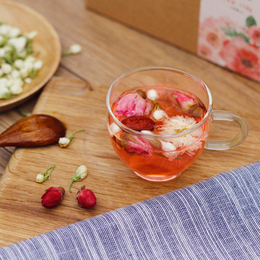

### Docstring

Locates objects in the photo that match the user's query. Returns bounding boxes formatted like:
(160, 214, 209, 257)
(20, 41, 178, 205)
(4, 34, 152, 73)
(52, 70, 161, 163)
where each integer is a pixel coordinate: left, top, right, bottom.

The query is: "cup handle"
(205, 110, 249, 150)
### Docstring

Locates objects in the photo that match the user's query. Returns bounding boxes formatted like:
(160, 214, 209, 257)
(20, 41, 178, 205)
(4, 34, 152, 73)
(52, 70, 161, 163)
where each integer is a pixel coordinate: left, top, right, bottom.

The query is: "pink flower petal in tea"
(124, 135, 152, 157)
(115, 93, 151, 117)
(173, 92, 196, 109)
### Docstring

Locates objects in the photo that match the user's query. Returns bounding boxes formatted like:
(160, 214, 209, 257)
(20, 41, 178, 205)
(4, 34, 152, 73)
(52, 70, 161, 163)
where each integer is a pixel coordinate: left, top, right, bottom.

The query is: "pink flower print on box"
(247, 25, 260, 45)
(198, 15, 260, 82)
(220, 37, 260, 82)
(114, 92, 152, 117)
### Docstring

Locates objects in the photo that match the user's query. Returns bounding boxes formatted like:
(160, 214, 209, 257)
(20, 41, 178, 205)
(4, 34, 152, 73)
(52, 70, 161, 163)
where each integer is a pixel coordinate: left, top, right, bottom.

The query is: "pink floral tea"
(108, 86, 210, 181)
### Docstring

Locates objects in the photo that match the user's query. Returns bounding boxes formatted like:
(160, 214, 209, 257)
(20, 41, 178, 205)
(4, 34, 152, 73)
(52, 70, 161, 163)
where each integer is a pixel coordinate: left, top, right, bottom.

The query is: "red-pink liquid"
(108, 86, 210, 181)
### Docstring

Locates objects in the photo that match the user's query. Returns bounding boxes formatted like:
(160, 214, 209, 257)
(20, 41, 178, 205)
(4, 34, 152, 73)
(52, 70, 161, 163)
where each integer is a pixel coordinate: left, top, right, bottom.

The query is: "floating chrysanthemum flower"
(160, 115, 197, 134)
(159, 115, 204, 155)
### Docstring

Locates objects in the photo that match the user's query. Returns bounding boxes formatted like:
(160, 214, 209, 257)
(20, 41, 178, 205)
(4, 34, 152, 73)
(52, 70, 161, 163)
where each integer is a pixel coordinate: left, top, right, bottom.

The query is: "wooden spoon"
(0, 114, 66, 147)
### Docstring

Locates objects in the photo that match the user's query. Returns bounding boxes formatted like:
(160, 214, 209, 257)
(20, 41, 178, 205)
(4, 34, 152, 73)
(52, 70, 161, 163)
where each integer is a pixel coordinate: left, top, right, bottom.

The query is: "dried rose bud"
(41, 187, 65, 208)
(77, 186, 96, 209)
(121, 133, 153, 157)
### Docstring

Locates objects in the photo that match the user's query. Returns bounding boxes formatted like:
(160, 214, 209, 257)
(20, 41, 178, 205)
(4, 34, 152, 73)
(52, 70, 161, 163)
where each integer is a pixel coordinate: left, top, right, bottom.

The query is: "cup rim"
(106, 66, 213, 138)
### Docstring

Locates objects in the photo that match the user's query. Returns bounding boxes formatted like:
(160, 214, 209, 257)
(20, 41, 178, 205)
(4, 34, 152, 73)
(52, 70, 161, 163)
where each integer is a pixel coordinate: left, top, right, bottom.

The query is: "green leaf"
(246, 16, 257, 27)
(237, 33, 250, 43)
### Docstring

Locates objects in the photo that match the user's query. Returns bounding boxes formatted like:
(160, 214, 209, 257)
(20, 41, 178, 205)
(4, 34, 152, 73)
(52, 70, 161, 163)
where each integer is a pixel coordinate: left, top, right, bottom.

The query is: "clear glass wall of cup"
(106, 67, 248, 181)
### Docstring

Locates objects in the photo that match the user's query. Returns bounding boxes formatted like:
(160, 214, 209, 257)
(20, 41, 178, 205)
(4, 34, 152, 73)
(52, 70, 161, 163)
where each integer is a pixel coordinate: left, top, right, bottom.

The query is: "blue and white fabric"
(0, 161, 260, 259)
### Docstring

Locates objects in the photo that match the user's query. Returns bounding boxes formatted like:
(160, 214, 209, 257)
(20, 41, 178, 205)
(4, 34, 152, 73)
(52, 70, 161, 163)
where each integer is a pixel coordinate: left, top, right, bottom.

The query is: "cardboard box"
(87, 0, 200, 54)
(87, 0, 260, 83)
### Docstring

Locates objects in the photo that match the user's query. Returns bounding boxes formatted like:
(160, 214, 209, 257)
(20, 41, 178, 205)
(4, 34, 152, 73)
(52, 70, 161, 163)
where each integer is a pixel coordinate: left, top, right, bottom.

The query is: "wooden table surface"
(0, 0, 260, 234)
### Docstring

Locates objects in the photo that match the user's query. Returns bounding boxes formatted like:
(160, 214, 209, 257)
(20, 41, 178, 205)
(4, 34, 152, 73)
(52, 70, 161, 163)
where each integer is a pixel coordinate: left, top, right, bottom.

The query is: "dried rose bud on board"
(41, 187, 65, 208)
(77, 186, 96, 209)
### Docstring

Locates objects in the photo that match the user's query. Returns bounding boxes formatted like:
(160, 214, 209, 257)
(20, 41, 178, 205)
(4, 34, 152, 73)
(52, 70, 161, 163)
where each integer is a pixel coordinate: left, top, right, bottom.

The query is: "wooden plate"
(0, 0, 61, 112)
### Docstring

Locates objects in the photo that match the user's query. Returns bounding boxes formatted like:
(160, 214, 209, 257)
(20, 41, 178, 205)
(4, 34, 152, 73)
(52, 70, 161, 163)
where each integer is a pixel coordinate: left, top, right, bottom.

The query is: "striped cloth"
(0, 161, 260, 260)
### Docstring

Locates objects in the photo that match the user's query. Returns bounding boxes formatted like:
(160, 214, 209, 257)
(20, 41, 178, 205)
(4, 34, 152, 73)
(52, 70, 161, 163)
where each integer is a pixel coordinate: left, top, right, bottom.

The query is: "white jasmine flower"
(0, 85, 10, 98)
(33, 60, 43, 70)
(141, 130, 153, 135)
(20, 68, 29, 78)
(0, 48, 5, 57)
(11, 70, 20, 79)
(24, 78, 32, 84)
(10, 80, 23, 94)
(58, 137, 70, 148)
(1, 63, 12, 74)
(14, 59, 24, 69)
(35, 164, 55, 183)
(17, 50, 26, 58)
(36, 173, 45, 183)
(0, 25, 11, 35)
(23, 61, 33, 70)
(75, 165, 88, 179)
(8, 27, 20, 38)
(160, 140, 176, 151)
(26, 31, 38, 39)
(25, 56, 35, 63)
(147, 89, 158, 100)
(110, 122, 121, 134)
(70, 44, 82, 54)
(11, 36, 27, 51)
(62, 44, 82, 56)
(153, 109, 168, 121)
(0, 78, 8, 86)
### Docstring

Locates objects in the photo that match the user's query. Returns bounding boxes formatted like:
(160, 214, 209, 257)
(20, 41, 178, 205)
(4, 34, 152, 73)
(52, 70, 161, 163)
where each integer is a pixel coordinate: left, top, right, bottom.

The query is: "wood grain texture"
(0, 0, 260, 247)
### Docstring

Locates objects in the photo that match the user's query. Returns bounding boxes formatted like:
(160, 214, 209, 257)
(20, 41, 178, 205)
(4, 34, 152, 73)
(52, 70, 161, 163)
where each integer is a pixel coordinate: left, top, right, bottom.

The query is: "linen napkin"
(0, 161, 260, 260)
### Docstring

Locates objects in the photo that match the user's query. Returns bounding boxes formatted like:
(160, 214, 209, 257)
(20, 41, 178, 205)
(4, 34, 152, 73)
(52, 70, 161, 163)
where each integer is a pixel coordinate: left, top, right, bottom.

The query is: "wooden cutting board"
(0, 77, 256, 247)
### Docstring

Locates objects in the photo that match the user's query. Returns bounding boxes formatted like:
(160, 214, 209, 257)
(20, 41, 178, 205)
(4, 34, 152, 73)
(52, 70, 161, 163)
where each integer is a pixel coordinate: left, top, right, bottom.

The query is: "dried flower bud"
(41, 187, 65, 208)
(69, 165, 88, 192)
(59, 130, 85, 148)
(110, 122, 121, 134)
(75, 165, 88, 179)
(36, 173, 44, 183)
(70, 44, 82, 54)
(58, 137, 70, 148)
(36, 164, 56, 183)
(77, 186, 96, 209)
(62, 44, 82, 56)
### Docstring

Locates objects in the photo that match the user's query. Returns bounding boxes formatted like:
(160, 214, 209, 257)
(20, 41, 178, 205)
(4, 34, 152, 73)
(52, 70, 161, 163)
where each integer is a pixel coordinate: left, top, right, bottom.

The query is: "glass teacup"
(106, 67, 248, 181)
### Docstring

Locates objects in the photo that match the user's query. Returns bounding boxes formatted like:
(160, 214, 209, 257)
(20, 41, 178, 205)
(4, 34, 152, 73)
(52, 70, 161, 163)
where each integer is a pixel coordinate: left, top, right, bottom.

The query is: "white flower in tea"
(147, 89, 158, 100)
(160, 115, 197, 134)
(159, 115, 204, 154)
(160, 140, 176, 151)
(153, 109, 168, 121)
(110, 122, 121, 134)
